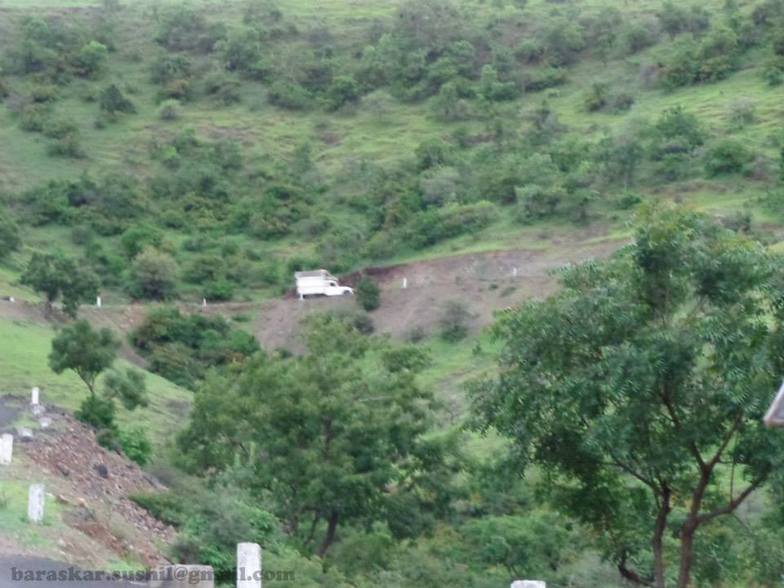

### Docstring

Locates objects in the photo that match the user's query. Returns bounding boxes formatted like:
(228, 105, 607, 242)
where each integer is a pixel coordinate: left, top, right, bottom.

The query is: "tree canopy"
(471, 204, 784, 588)
(178, 314, 453, 556)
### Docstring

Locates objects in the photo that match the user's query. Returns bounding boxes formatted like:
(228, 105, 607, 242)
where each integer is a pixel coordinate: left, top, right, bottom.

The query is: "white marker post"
(511, 581, 546, 588)
(0, 434, 13, 465)
(31, 387, 40, 406)
(237, 543, 261, 588)
(513, 267, 518, 278)
(402, 277, 408, 289)
(96, 296, 102, 308)
(28, 484, 45, 523)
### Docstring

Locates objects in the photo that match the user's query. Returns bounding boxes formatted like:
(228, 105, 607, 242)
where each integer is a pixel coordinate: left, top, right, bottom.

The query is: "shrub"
(128, 247, 178, 300)
(74, 41, 108, 77)
(704, 140, 753, 176)
(118, 427, 152, 465)
(356, 275, 381, 311)
(439, 300, 471, 342)
(267, 80, 311, 110)
(99, 84, 135, 115)
(158, 99, 182, 121)
(203, 72, 242, 105)
(0, 213, 21, 258)
(76, 394, 116, 430)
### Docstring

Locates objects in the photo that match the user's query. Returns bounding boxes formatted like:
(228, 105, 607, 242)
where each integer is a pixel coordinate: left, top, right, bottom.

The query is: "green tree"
(0, 212, 21, 259)
(99, 84, 136, 115)
(128, 247, 177, 300)
(326, 75, 360, 111)
(75, 41, 108, 77)
(49, 320, 118, 396)
(20, 253, 99, 317)
(178, 314, 443, 556)
(471, 204, 784, 588)
(355, 274, 380, 311)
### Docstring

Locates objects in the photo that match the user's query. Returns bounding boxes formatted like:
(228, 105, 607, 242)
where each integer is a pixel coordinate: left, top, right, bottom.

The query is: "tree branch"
(696, 476, 767, 526)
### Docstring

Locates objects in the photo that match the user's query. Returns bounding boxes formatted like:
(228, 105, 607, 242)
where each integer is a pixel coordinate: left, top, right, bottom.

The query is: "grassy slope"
(0, 0, 781, 302)
(0, 317, 192, 448)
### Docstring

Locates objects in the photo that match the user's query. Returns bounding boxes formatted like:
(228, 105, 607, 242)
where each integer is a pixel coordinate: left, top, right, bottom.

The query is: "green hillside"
(1, 0, 783, 302)
(2, 0, 784, 586)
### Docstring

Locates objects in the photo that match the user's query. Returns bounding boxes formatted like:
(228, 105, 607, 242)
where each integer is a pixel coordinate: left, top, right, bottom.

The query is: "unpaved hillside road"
(0, 236, 626, 354)
(253, 238, 625, 351)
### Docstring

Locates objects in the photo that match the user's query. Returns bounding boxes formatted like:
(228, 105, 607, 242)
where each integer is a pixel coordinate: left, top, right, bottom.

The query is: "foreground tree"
(179, 314, 448, 556)
(471, 204, 784, 588)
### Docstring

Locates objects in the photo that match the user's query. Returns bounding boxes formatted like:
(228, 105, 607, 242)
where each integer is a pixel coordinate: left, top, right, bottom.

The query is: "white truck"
(295, 269, 353, 299)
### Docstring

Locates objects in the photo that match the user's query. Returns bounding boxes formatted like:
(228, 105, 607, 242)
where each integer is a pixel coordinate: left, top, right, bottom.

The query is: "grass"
(0, 317, 192, 450)
(0, 476, 64, 549)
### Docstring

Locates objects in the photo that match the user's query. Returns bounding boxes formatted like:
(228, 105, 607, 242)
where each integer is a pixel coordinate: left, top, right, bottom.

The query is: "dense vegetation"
(2, 0, 784, 302)
(3, 0, 784, 585)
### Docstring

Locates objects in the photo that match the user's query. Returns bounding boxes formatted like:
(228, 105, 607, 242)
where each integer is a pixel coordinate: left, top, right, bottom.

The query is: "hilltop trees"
(471, 204, 784, 588)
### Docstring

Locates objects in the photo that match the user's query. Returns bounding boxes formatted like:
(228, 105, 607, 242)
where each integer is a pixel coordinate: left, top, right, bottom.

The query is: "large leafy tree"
(179, 314, 452, 556)
(471, 204, 784, 588)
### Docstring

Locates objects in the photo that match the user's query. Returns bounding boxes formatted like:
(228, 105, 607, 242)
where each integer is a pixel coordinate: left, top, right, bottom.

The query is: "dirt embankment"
(0, 236, 625, 355)
(0, 396, 173, 567)
(252, 238, 623, 351)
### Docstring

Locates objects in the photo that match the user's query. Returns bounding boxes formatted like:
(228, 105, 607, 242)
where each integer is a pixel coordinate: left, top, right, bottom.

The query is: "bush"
(356, 275, 381, 311)
(0, 212, 21, 258)
(158, 99, 182, 121)
(704, 140, 753, 176)
(203, 72, 242, 105)
(439, 300, 471, 342)
(267, 80, 311, 110)
(76, 394, 116, 430)
(128, 247, 178, 300)
(99, 84, 135, 115)
(118, 427, 152, 465)
(326, 75, 361, 111)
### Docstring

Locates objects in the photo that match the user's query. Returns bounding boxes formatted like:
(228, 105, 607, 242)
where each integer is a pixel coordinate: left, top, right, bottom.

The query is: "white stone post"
(28, 484, 45, 523)
(511, 581, 546, 588)
(237, 543, 261, 588)
(31, 387, 40, 406)
(96, 296, 102, 308)
(402, 277, 408, 289)
(513, 267, 518, 277)
(202, 298, 207, 309)
(0, 434, 12, 465)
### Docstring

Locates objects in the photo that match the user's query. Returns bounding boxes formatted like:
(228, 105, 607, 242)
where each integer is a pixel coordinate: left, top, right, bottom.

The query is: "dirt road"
(0, 237, 625, 354)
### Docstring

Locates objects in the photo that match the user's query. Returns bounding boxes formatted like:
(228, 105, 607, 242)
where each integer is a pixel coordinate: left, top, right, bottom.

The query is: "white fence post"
(31, 387, 40, 406)
(237, 543, 262, 588)
(511, 581, 546, 588)
(0, 434, 12, 465)
(28, 484, 45, 523)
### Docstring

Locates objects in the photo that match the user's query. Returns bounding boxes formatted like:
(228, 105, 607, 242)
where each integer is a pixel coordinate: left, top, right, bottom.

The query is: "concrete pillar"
(28, 484, 45, 523)
(402, 277, 408, 289)
(202, 298, 207, 309)
(31, 387, 40, 405)
(237, 543, 261, 588)
(0, 434, 12, 465)
(511, 581, 546, 588)
(513, 267, 518, 277)
(96, 296, 102, 308)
